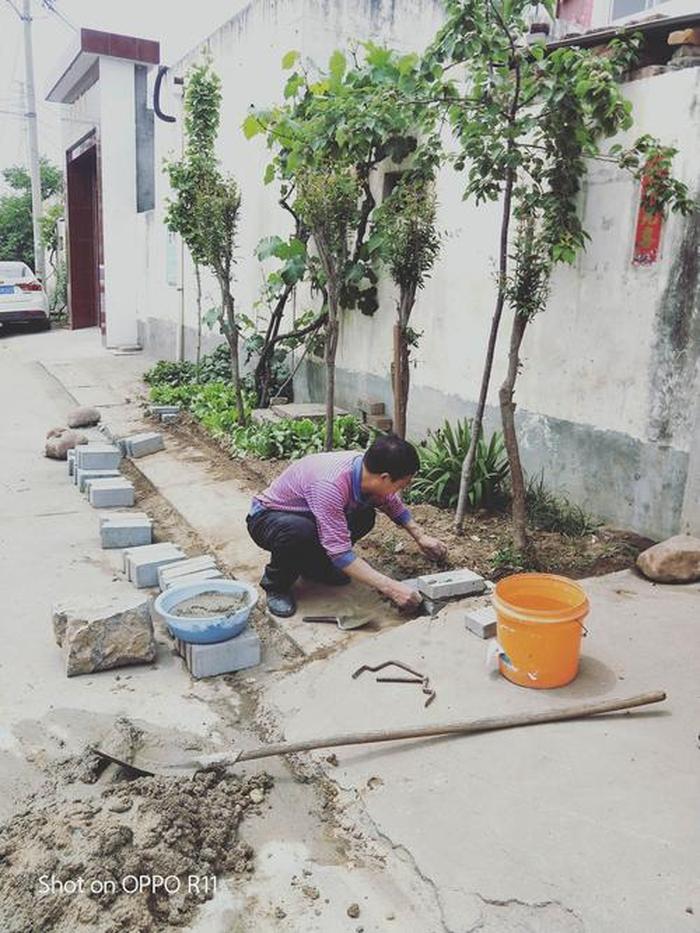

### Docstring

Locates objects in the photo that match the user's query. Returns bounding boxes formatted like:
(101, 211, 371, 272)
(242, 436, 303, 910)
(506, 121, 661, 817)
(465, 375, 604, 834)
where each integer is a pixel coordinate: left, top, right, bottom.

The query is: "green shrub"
(144, 359, 198, 387)
(149, 380, 248, 436)
(525, 473, 601, 537)
(406, 419, 509, 509)
(231, 415, 368, 460)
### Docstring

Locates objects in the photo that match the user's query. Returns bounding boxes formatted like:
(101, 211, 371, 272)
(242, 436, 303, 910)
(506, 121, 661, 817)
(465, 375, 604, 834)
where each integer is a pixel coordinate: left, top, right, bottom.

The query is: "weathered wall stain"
(647, 189, 700, 447)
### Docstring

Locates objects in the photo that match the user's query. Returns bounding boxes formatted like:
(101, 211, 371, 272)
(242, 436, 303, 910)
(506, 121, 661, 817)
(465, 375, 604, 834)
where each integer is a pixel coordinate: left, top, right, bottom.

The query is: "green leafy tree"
(425, 1, 692, 550)
(372, 178, 441, 438)
(165, 63, 246, 422)
(245, 44, 441, 440)
(296, 166, 360, 449)
(0, 158, 63, 268)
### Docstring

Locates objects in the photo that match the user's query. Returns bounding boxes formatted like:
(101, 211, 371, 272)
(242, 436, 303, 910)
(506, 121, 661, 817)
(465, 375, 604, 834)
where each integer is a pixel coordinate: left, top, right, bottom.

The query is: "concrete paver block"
(99, 511, 150, 526)
(100, 517, 153, 549)
(126, 544, 185, 588)
(76, 444, 122, 471)
(77, 468, 121, 493)
(162, 568, 224, 590)
(125, 432, 165, 458)
(150, 404, 181, 416)
(88, 478, 135, 508)
(417, 568, 486, 600)
(161, 413, 179, 424)
(464, 605, 497, 639)
(402, 578, 447, 617)
(67, 448, 76, 476)
(157, 555, 218, 589)
(175, 627, 261, 679)
(122, 542, 182, 572)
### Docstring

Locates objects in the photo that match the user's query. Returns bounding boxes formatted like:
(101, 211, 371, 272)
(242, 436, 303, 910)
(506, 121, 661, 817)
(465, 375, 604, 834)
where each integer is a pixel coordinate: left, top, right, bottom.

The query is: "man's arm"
(402, 518, 448, 561)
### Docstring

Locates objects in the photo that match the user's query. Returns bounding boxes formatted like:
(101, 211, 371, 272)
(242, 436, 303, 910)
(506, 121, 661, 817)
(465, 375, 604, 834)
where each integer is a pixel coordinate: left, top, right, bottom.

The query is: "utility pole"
(21, 0, 45, 282)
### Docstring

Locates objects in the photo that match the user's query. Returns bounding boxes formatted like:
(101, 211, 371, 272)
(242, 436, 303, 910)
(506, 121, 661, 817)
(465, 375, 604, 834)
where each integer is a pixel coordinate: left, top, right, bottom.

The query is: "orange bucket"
(492, 573, 589, 689)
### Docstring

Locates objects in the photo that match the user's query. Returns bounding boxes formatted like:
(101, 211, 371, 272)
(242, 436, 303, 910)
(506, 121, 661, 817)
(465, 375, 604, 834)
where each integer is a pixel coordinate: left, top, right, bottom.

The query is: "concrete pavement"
(4, 325, 699, 932)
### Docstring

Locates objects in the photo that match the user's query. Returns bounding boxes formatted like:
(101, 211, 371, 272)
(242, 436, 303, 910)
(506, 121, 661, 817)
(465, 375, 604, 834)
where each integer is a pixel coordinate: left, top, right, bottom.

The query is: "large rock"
(636, 535, 700, 584)
(45, 430, 88, 460)
(52, 592, 157, 677)
(67, 406, 101, 428)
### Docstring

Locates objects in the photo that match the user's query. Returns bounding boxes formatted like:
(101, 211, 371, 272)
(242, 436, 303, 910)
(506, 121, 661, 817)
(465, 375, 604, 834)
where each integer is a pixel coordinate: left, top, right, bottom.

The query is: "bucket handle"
(579, 622, 588, 637)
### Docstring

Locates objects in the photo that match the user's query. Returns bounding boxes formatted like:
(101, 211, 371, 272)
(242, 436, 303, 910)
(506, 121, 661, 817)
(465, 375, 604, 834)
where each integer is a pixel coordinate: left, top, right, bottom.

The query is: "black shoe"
(265, 590, 296, 618)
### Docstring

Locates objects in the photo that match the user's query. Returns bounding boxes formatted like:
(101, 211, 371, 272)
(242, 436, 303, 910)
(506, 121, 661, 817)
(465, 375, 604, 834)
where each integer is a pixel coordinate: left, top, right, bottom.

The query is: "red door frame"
(65, 130, 105, 331)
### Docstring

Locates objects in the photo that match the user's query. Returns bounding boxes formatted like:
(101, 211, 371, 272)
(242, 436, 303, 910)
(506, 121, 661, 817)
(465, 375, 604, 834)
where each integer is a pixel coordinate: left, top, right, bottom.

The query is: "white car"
(0, 261, 50, 329)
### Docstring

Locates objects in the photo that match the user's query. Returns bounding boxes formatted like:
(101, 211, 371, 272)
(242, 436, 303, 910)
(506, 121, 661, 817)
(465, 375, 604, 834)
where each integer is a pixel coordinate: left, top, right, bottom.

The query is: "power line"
(41, 0, 76, 32)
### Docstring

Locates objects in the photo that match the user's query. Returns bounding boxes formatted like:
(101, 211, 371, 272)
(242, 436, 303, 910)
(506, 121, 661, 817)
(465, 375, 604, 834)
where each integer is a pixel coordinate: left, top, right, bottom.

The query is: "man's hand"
(383, 581, 423, 611)
(417, 534, 448, 562)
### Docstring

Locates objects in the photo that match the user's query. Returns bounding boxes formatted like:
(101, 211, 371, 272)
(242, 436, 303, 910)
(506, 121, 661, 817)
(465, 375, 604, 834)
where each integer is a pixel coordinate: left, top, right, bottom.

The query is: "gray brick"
(88, 478, 135, 508)
(150, 404, 181, 416)
(122, 542, 183, 573)
(124, 432, 164, 458)
(99, 511, 150, 526)
(78, 468, 121, 493)
(417, 568, 486, 600)
(157, 555, 218, 589)
(175, 628, 261, 679)
(100, 519, 153, 550)
(162, 568, 224, 590)
(76, 445, 122, 471)
(464, 605, 498, 639)
(160, 412, 179, 424)
(128, 551, 185, 588)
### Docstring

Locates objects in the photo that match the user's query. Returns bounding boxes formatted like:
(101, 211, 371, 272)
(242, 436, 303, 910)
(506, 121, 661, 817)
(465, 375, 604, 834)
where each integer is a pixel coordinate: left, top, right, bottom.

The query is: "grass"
(525, 473, 601, 537)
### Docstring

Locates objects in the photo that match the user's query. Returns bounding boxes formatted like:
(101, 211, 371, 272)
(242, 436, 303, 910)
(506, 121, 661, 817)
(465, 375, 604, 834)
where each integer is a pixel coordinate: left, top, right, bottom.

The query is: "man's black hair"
(363, 434, 420, 480)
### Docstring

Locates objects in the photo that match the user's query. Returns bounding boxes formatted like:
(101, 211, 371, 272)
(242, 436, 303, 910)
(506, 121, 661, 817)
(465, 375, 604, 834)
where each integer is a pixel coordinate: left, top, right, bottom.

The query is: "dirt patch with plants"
(150, 414, 652, 582)
(0, 746, 272, 933)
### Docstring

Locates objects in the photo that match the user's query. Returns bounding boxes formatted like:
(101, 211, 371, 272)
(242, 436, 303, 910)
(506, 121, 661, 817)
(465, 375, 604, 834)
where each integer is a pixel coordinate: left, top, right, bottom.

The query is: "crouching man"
(246, 434, 448, 617)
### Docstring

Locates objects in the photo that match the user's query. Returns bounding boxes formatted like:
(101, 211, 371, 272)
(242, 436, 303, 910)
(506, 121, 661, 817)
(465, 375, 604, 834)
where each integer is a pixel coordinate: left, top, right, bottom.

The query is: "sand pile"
(0, 755, 272, 932)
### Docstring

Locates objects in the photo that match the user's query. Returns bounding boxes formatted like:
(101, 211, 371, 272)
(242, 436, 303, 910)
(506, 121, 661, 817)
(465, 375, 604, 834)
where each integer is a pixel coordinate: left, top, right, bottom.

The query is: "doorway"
(66, 133, 103, 330)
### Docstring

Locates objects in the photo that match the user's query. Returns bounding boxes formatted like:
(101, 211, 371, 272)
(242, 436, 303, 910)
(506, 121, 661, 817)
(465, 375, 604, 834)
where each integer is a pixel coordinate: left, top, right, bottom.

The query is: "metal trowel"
(302, 614, 372, 631)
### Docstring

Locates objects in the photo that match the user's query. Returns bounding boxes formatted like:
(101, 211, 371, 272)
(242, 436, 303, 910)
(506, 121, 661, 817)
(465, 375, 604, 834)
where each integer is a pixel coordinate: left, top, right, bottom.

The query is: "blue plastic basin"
(154, 580, 258, 644)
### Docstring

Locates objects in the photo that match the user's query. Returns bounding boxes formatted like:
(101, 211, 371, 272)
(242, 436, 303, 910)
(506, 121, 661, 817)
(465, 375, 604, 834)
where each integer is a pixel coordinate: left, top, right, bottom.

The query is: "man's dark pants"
(246, 506, 376, 593)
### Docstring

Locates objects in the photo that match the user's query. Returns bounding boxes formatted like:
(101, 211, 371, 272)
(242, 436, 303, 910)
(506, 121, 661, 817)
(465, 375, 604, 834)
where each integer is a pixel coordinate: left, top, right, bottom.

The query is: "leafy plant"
(144, 359, 198, 387)
(231, 415, 368, 460)
(406, 419, 509, 509)
(490, 542, 526, 572)
(525, 474, 601, 537)
(149, 380, 250, 436)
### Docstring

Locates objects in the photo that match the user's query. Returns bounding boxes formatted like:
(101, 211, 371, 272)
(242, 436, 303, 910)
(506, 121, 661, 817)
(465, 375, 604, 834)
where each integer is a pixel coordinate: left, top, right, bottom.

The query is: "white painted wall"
(98, 58, 139, 348)
(134, 0, 699, 536)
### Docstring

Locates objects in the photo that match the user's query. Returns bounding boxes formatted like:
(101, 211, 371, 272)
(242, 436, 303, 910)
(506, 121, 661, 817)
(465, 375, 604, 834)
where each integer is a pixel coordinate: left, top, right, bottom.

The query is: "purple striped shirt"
(253, 451, 411, 568)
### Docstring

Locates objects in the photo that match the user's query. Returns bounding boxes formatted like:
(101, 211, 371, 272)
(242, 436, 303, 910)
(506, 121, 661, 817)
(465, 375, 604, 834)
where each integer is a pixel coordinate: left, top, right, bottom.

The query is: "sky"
(0, 0, 249, 190)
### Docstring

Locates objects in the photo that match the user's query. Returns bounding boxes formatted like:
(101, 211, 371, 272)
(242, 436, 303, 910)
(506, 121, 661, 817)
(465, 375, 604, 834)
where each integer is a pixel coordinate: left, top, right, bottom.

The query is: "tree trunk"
(454, 166, 516, 530)
(324, 300, 339, 451)
(499, 310, 529, 554)
(194, 263, 203, 374)
(393, 288, 415, 439)
(220, 283, 246, 425)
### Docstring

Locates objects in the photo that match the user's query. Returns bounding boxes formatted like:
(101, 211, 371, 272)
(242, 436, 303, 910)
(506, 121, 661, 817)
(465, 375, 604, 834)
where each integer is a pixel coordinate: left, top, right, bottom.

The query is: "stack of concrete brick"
(405, 568, 487, 616)
(150, 404, 181, 425)
(157, 555, 224, 591)
(120, 432, 165, 458)
(123, 542, 185, 587)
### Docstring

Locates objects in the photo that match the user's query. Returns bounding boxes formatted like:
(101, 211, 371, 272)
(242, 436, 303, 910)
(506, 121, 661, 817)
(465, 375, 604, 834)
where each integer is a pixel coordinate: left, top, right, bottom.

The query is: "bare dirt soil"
(0, 745, 272, 933)
(160, 414, 652, 582)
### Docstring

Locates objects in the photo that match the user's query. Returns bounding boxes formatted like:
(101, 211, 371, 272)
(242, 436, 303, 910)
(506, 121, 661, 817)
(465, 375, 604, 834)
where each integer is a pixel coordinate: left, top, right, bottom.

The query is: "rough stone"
(45, 430, 88, 460)
(46, 426, 65, 439)
(52, 592, 156, 676)
(668, 27, 700, 46)
(66, 406, 101, 428)
(175, 628, 261, 678)
(636, 535, 700, 584)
